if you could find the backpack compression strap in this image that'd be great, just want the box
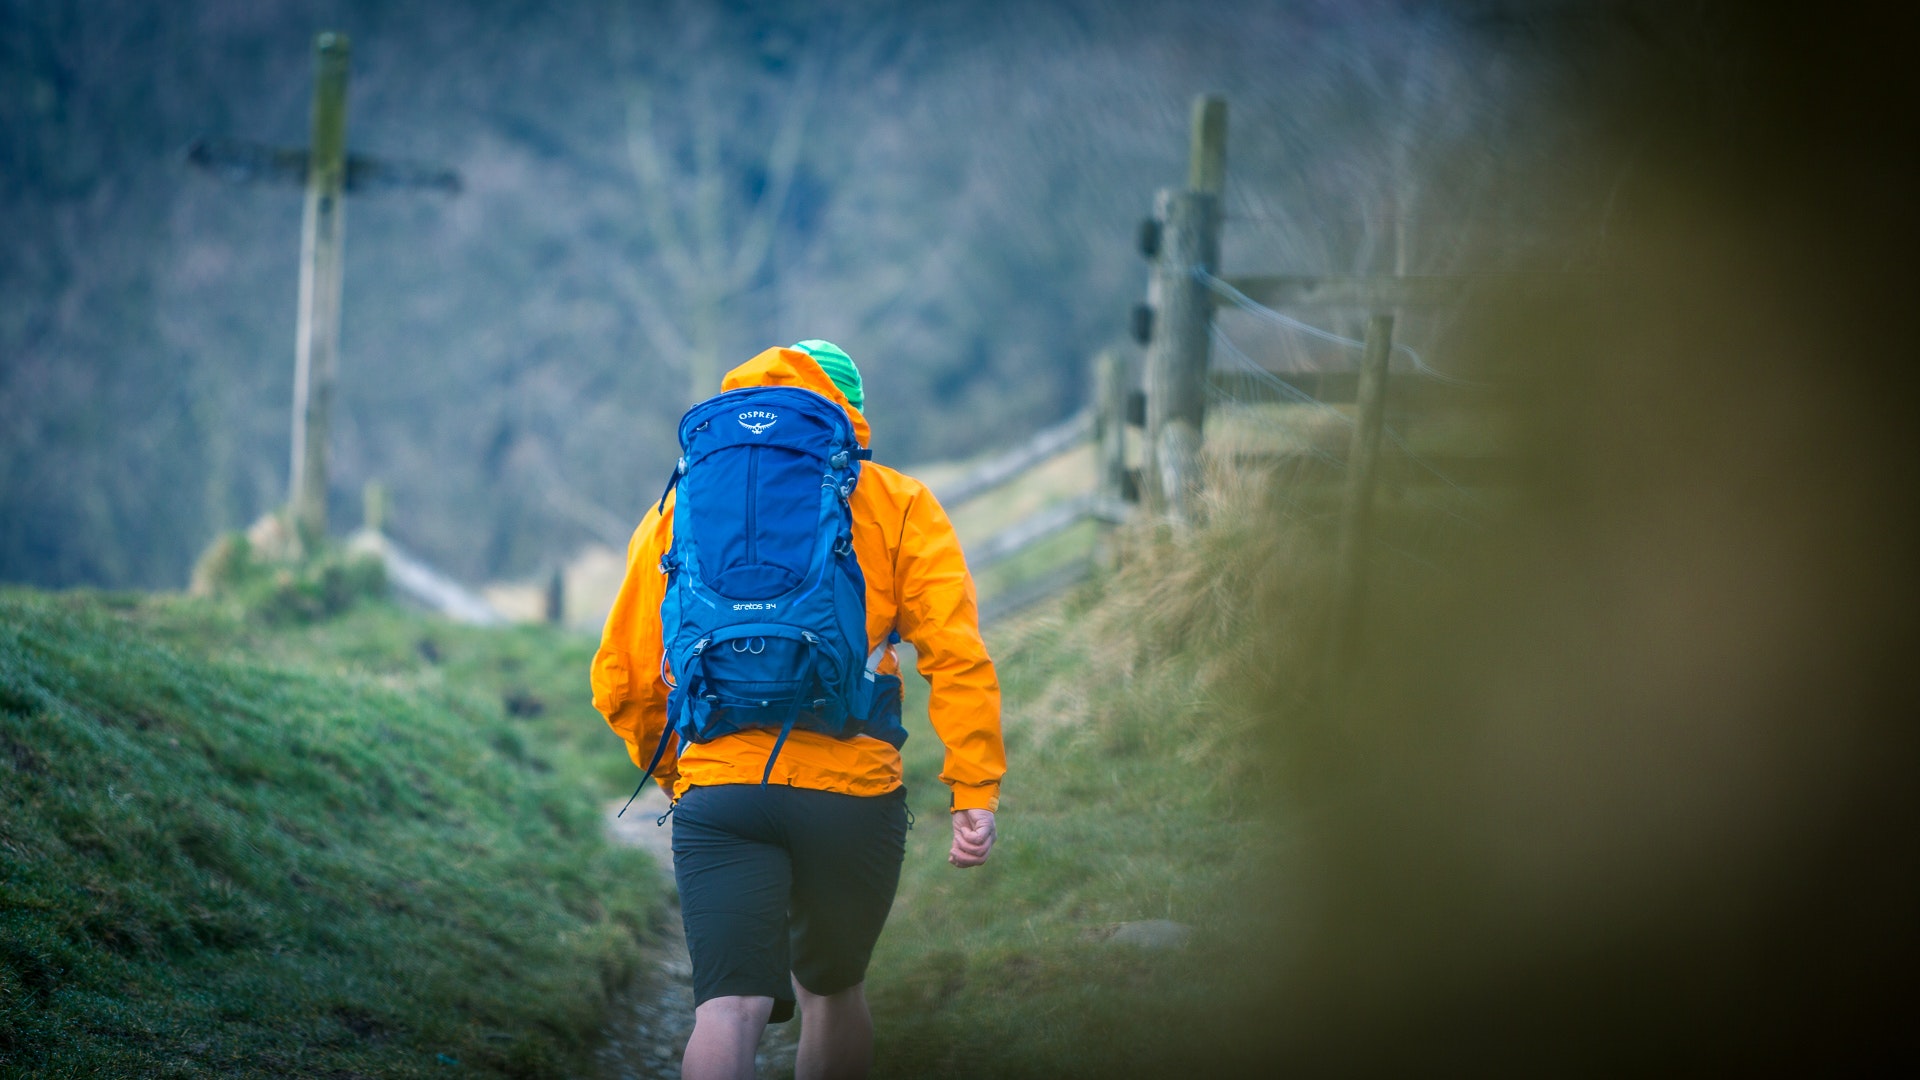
[654,456,687,513]
[616,723,679,819]
[656,441,868,516]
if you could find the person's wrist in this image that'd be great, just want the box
[948,785,999,814]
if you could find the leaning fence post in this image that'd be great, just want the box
[1326,314,1395,700]
[1142,94,1226,518]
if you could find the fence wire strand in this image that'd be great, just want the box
[1209,326,1349,470]
[1197,269,1494,389]
[1207,322,1488,529]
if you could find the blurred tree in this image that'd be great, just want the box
[619,54,818,404]
[0,0,1595,589]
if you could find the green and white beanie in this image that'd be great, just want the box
[791,339,863,411]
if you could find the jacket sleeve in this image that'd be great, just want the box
[894,487,1005,812]
[590,498,678,794]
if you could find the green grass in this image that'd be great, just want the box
[970,518,1105,602]
[871,679,1286,1079]
[0,458,1486,1077]
[0,590,657,1078]
[866,469,1341,1078]
[131,597,638,794]
[862,450,1497,1076]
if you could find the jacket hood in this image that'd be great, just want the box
[721,347,871,448]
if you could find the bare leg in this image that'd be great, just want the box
[793,979,873,1080]
[682,995,773,1080]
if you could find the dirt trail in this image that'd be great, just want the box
[593,787,798,1080]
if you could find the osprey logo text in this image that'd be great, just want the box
[737,409,779,434]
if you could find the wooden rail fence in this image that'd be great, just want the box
[960,92,1514,639]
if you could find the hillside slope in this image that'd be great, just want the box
[863,470,1336,1077]
[0,591,656,1078]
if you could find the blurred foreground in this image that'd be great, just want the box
[865,7,1920,1069]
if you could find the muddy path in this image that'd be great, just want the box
[592,787,798,1080]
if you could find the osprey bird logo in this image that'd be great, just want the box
[737,410,779,434]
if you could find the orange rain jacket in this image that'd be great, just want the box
[591,347,1006,812]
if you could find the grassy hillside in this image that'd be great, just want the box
[0,590,654,1078]
[866,467,1359,1077]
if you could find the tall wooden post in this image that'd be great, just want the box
[1143,95,1225,519]
[288,32,351,545]
[1326,314,1395,696]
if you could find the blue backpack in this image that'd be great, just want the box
[632,386,906,801]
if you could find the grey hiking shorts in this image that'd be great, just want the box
[671,783,910,1024]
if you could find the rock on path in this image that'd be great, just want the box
[593,787,798,1080]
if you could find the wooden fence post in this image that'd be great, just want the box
[545,565,565,625]
[1093,350,1130,568]
[1142,94,1226,518]
[288,32,351,546]
[1094,350,1129,505]
[1326,314,1395,698]
[1188,94,1228,196]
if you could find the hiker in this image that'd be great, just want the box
[591,341,1006,1080]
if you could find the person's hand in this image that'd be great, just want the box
[949,809,996,868]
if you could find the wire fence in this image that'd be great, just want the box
[961,303,1497,623]
[1206,322,1490,531]
[961,94,1515,618]
[1199,269,1493,389]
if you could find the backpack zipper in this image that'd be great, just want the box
[743,445,759,565]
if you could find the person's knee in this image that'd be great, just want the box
[794,979,865,1011]
[695,994,775,1030]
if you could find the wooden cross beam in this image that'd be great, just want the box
[186,137,461,196]
[185,32,459,546]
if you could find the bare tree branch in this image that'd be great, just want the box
[624,89,701,284]
[608,260,696,361]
